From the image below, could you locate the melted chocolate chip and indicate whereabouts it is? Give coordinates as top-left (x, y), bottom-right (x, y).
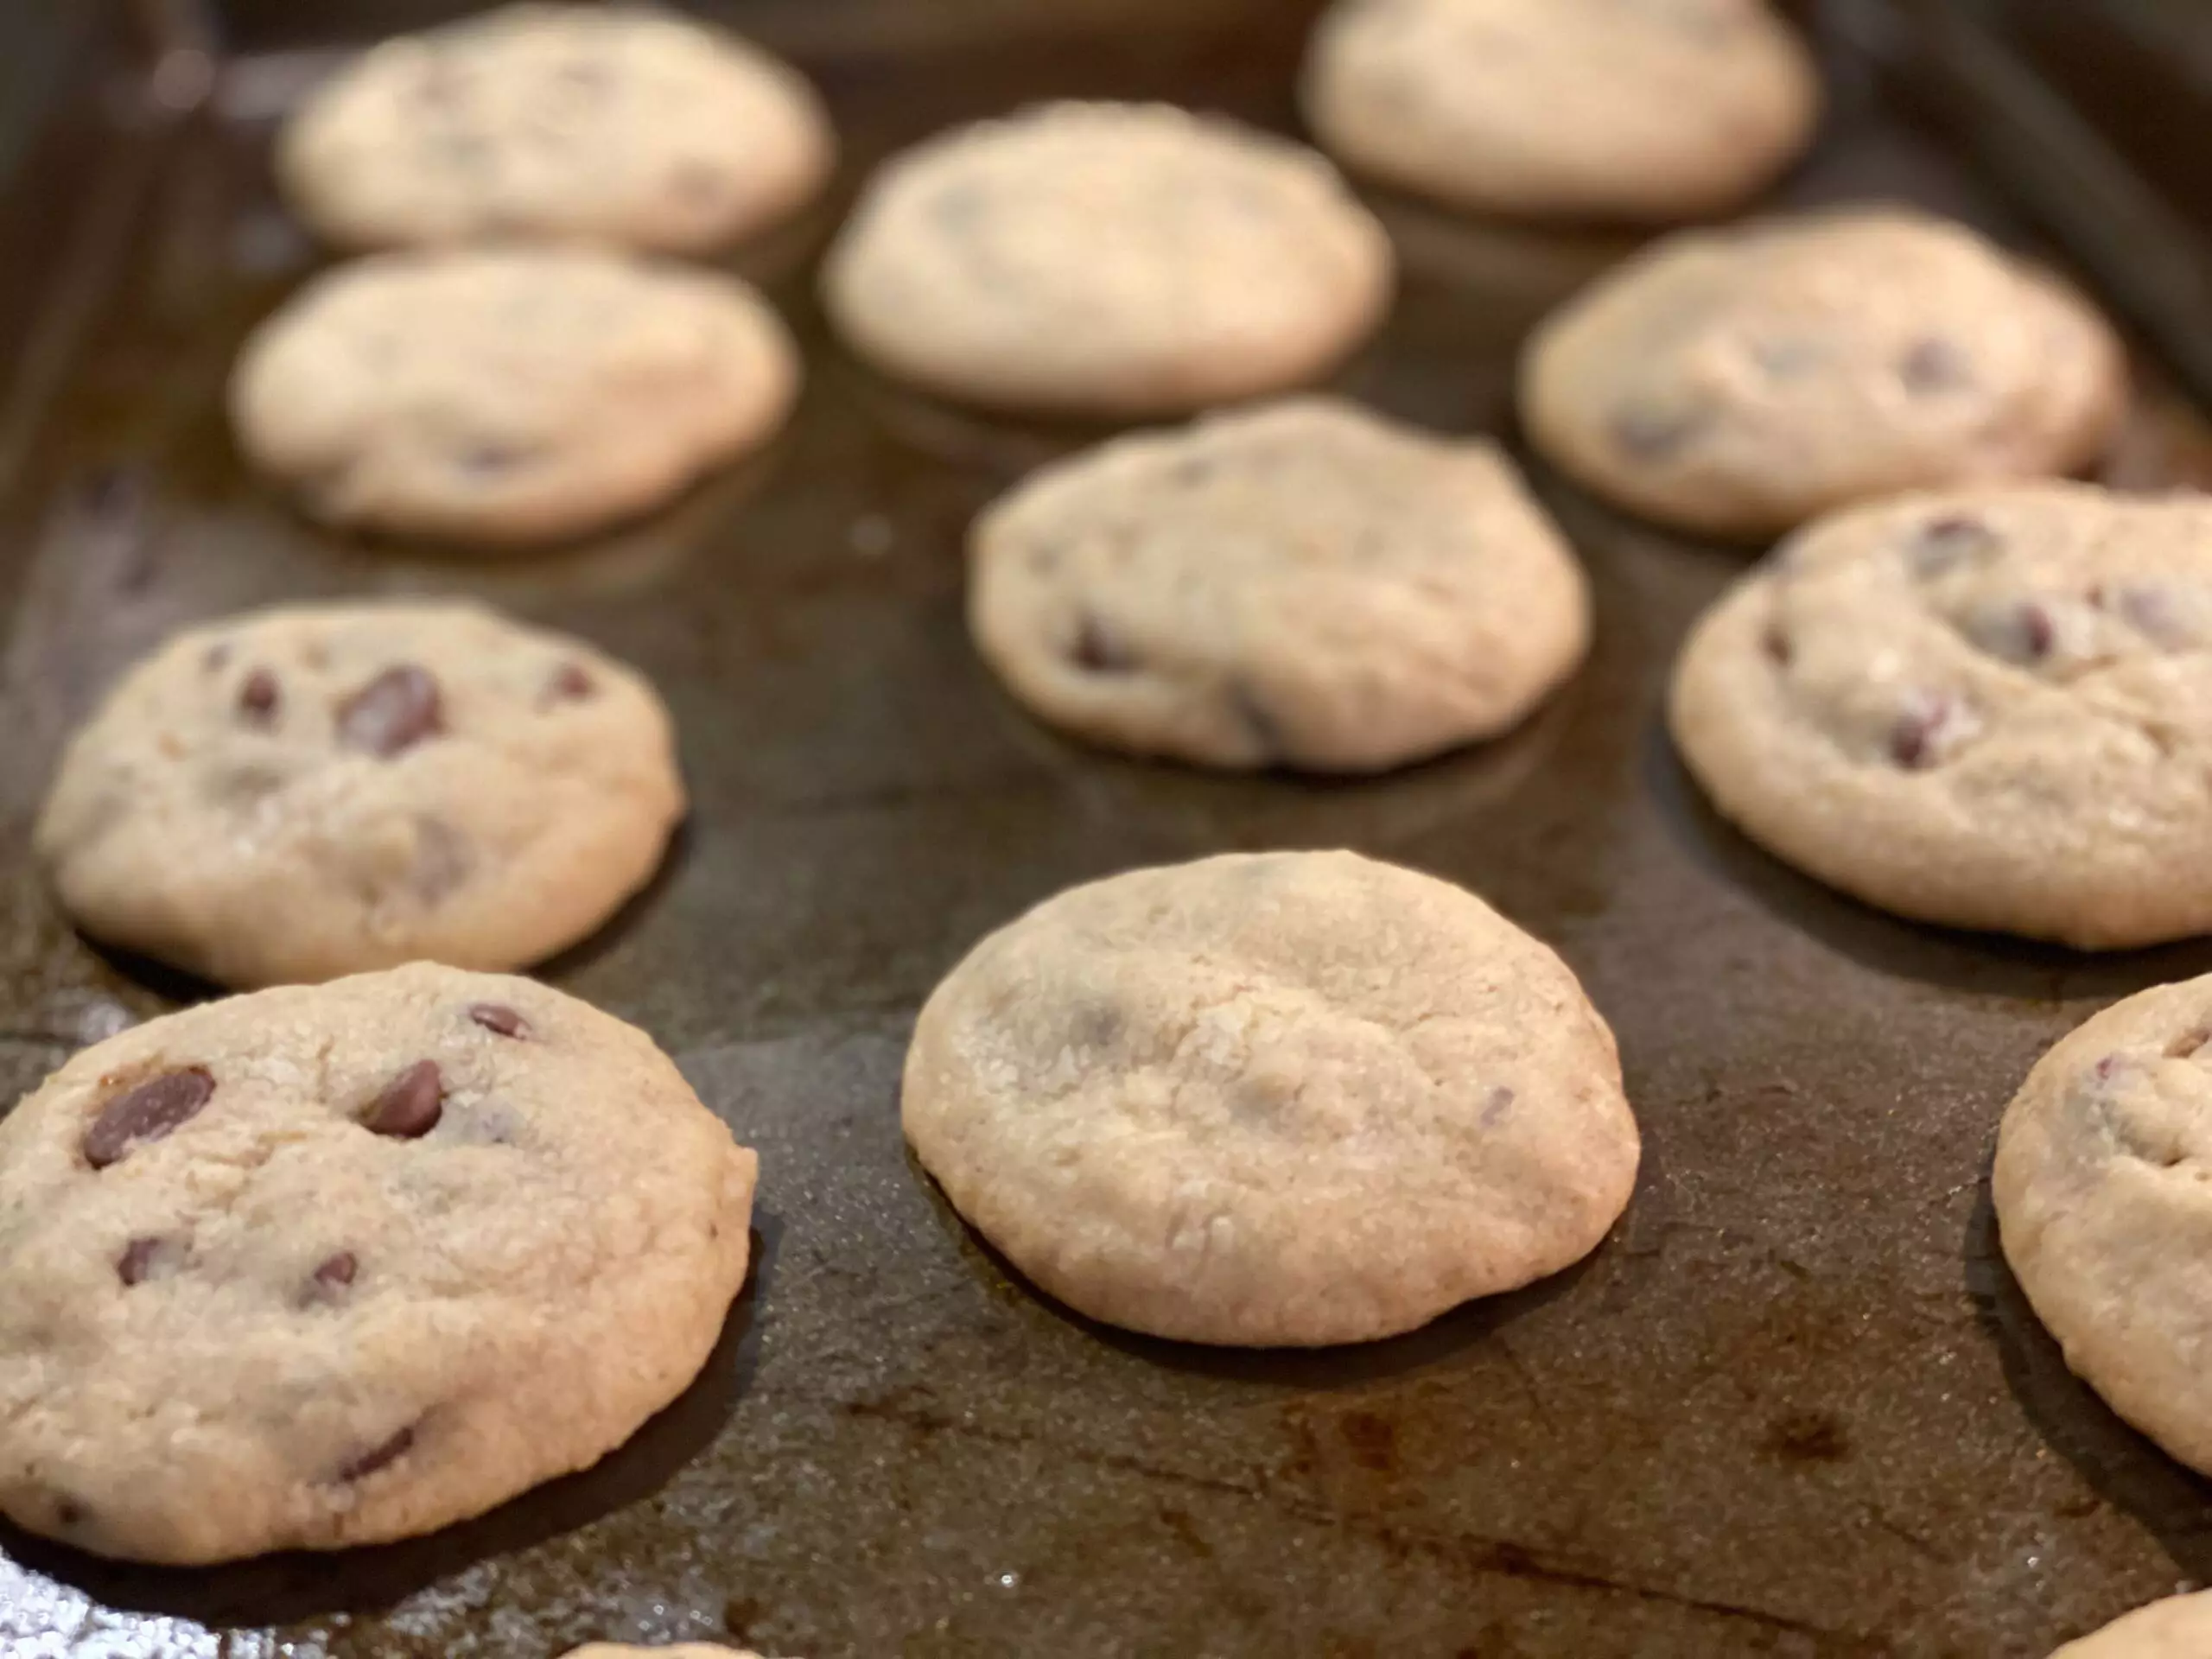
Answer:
top-left (1900, 337), bottom-right (1972, 395)
top-left (1890, 690), bottom-right (1975, 770)
top-left (336, 1425), bottom-right (415, 1483)
top-left (1610, 403), bottom-right (1710, 463)
top-left (543, 662), bottom-right (595, 705)
top-left (1910, 515), bottom-right (1999, 578)
top-left (360, 1060), bottom-right (443, 1139)
top-left (338, 666), bottom-right (444, 758)
top-left (469, 1003), bottom-right (531, 1039)
top-left (314, 1251), bottom-right (359, 1290)
top-left (238, 668), bottom-right (281, 722)
top-left (84, 1067), bottom-right (214, 1169)
top-left (1071, 614), bottom-right (1136, 674)
top-left (118, 1236), bottom-right (162, 1286)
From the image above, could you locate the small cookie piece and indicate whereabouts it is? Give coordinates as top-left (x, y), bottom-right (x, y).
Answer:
top-left (1996, 980), bottom-right (2212, 1482)
top-left (2048, 1592), bottom-right (2212, 1656)
top-left (36, 602), bottom-right (684, 988)
top-left (278, 3), bottom-right (833, 254)
top-left (1671, 484), bottom-right (2212, 949)
top-left (231, 247), bottom-right (798, 548)
top-left (1522, 209), bottom-right (2126, 538)
top-left (903, 851), bottom-right (1638, 1346)
top-left (1303, 0), bottom-right (1821, 223)
top-left (0, 963), bottom-right (758, 1564)
top-left (969, 397), bottom-right (1590, 772)
top-left (823, 102), bottom-right (1394, 416)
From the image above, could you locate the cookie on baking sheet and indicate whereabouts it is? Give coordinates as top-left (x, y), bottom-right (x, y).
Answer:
top-left (822, 101), bottom-right (1394, 417)
top-left (2050, 1592), bottom-right (2212, 1657)
top-left (1996, 980), bottom-right (2212, 1487)
top-left (1670, 484), bottom-right (2212, 949)
top-left (902, 851), bottom-right (1638, 1347)
top-left (969, 397), bottom-right (1590, 772)
top-left (0, 963), bottom-right (758, 1565)
top-left (1521, 209), bottom-right (2126, 539)
top-left (278, 3), bottom-right (834, 254)
top-left (230, 247), bottom-right (798, 548)
top-left (1302, 0), bottom-right (1821, 223)
top-left (36, 601), bottom-right (684, 989)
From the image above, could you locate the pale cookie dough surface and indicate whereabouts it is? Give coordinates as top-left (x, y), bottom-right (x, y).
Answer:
top-left (969, 397), bottom-right (1591, 772)
top-left (903, 851), bottom-right (1639, 1346)
top-left (1672, 485), bottom-right (2212, 950)
top-left (231, 247), bottom-right (798, 548)
top-left (1522, 209), bottom-right (2126, 539)
top-left (2049, 1592), bottom-right (2212, 1657)
top-left (822, 102), bottom-right (1394, 416)
top-left (1303, 0), bottom-right (1821, 223)
top-left (279, 3), bottom-right (834, 254)
top-left (1997, 979), bottom-right (2212, 1483)
top-left (37, 602), bottom-right (685, 989)
top-left (0, 963), bottom-right (758, 1565)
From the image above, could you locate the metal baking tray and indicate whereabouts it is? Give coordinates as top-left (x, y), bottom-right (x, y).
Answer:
top-left (3, 1), bottom-right (2211, 1654)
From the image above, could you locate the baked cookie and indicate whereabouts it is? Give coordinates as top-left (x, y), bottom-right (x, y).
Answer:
top-left (278, 3), bottom-right (834, 254)
top-left (231, 247), bottom-right (798, 548)
top-left (822, 102), bottom-right (1394, 416)
top-left (2049, 1592), bottom-right (2212, 1657)
top-left (0, 962), bottom-right (757, 1564)
top-left (1303, 0), bottom-right (1821, 223)
top-left (36, 601), bottom-right (684, 988)
top-left (1522, 209), bottom-right (2126, 539)
top-left (969, 397), bottom-right (1590, 772)
top-left (1996, 979), bottom-right (2212, 1482)
top-left (903, 851), bottom-right (1638, 1346)
top-left (1671, 484), bottom-right (2212, 949)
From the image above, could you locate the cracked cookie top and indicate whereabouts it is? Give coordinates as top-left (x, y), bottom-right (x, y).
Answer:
top-left (0, 963), bottom-right (758, 1564)
top-left (968, 397), bottom-right (1591, 773)
top-left (35, 601), bottom-right (685, 988)
top-left (1997, 982), bottom-right (2212, 1484)
top-left (901, 850), bottom-right (1638, 1347)
top-left (1670, 483), bottom-right (2212, 949)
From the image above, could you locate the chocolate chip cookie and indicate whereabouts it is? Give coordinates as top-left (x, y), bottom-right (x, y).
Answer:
top-left (1522, 209), bottom-right (2126, 538)
top-left (903, 851), bottom-right (1639, 1346)
top-left (823, 101), bottom-right (1394, 416)
top-left (0, 962), bottom-right (758, 1564)
top-left (1304, 0), bottom-right (1821, 223)
top-left (36, 602), bottom-right (685, 988)
top-left (279, 3), bottom-right (834, 254)
top-left (1671, 483), bottom-right (2212, 948)
top-left (969, 397), bottom-right (1590, 772)
top-left (2049, 1592), bottom-right (2212, 1656)
top-left (230, 247), bottom-right (798, 548)
top-left (1996, 979), bottom-right (2212, 1484)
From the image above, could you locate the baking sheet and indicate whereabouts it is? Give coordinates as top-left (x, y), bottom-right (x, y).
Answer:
top-left (3, 2), bottom-right (2212, 1654)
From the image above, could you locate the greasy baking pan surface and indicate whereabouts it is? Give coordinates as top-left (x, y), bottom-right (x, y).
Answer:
top-left (3, 1), bottom-right (2211, 1654)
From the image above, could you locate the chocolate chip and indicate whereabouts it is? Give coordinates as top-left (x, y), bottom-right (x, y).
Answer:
top-left (203, 643), bottom-right (232, 673)
top-left (1071, 614), bottom-right (1136, 674)
top-left (673, 161), bottom-right (727, 203)
top-left (1480, 1085), bottom-right (1516, 1128)
top-left (118, 1236), bottom-right (162, 1286)
top-left (360, 1060), bottom-right (443, 1139)
top-left (238, 668), bottom-right (281, 723)
top-left (1751, 337), bottom-right (1821, 378)
top-left (2101, 583), bottom-right (2195, 647)
top-left (314, 1251), bottom-right (358, 1289)
top-left (543, 662), bottom-right (595, 706)
top-left (338, 665), bottom-right (443, 758)
top-left (1910, 515), bottom-right (1999, 578)
top-left (456, 442), bottom-right (531, 477)
top-left (336, 1425), bottom-right (414, 1483)
top-left (469, 1003), bottom-right (531, 1039)
top-left (1762, 622), bottom-right (1793, 666)
top-left (1610, 402), bottom-right (1710, 463)
top-left (1230, 682), bottom-right (1285, 764)
top-left (84, 1067), bottom-right (214, 1169)
top-left (1900, 337), bottom-right (1972, 395)
top-left (1965, 599), bottom-right (2056, 664)
top-left (54, 1498), bottom-right (86, 1529)
top-left (1890, 690), bottom-right (1978, 770)
top-left (1173, 456), bottom-right (1217, 486)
